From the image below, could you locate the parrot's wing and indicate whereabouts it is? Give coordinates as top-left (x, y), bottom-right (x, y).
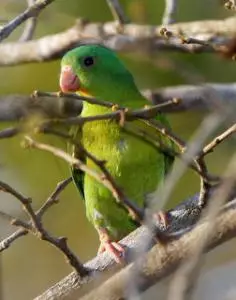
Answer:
top-left (69, 125), bottom-right (85, 200)
top-left (155, 112), bottom-right (175, 175)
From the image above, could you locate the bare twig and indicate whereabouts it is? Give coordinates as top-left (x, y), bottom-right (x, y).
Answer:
top-left (162, 0), bottom-right (178, 25)
top-left (1, 16), bottom-right (236, 65)
top-left (0, 178), bottom-right (72, 252)
top-left (0, 127), bottom-right (20, 139)
top-left (201, 123), bottom-right (236, 156)
top-left (24, 135), bottom-right (145, 224)
top-left (106, 0), bottom-right (129, 26)
top-left (0, 178), bottom-right (87, 276)
top-left (43, 98), bottom-right (179, 127)
top-left (0, 228), bottom-right (27, 252)
top-left (160, 27), bottom-right (215, 52)
top-left (37, 177), bottom-right (72, 218)
top-left (19, 0), bottom-right (38, 42)
top-left (0, 0), bottom-right (55, 42)
top-left (0, 210), bottom-right (31, 230)
top-left (33, 90), bottom-right (114, 109)
top-left (1, 83), bottom-right (236, 121)
top-left (143, 118), bottom-right (186, 151)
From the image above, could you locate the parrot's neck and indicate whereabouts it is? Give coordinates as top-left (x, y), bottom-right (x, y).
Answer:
top-left (80, 84), bottom-right (147, 117)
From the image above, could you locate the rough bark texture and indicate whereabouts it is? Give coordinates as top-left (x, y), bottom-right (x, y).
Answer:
top-left (1, 16), bottom-right (236, 66)
top-left (34, 194), bottom-right (236, 300)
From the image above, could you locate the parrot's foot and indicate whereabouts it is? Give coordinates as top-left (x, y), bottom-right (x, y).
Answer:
top-left (97, 228), bottom-right (125, 263)
top-left (153, 210), bottom-right (169, 229)
top-left (152, 211), bottom-right (171, 244)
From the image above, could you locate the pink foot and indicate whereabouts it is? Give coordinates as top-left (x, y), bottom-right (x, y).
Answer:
top-left (98, 240), bottom-right (125, 263)
top-left (153, 210), bottom-right (169, 228)
top-left (97, 228), bottom-right (125, 263)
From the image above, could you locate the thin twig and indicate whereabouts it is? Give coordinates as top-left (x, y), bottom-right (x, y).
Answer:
top-left (0, 211), bottom-right (31, 230)
top-left (106, 0), bottom-right (129, 26)
top-left (37, 177), bottom-right (72, 218)
top-left (0, 0), bottom-right (55, 42)
top-left (201, 123), bottom-right (236, 156)
top-left (43, 98), bottom-right (179, 127)
top-left (0, 178), bottom-right (87, 276)
top-left (195, 123), bottom-right (236, 206)
top-left (19, 0), bottom-right (38, 42)
top-left (0, 178), bottom-right (72, 252)
top-left (162, 0), bottom-right (178, 25)
top-left (122, 122), bottom-right (214, 182)
top-left (0, 228), bottom-right (27, 252)
top-left (160, 27), bottom-right (216, 52)
top-left (143, 118), bottom-right (186, 152)
top-left (24, 134), bottom-right (145, 224)
top-left (33, 90), bottom-right (114, 109)
top-left (0, 127), bottom-right (20, 139)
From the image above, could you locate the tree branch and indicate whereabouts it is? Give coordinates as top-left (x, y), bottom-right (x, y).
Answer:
top-left (0, 178), bottom-right (88, 276)
top-left (79, 198), bottom-right (236, 300)
top-left (34, 193), bottom-right (236, 300)
top-left (19, 0), bottom-right (38, 42)
top-left (0, 0), bottom-right (55, 42)
top-left (1, 83), bottom-right (236, 122)
top-left (0, 16), bottom-right (236, 66)
top-left (106, 0), bottom-right (129, 26)
top-left (162, 0), bottom-right (178, 25)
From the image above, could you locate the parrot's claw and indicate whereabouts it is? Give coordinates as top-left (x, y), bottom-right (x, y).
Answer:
top-left (97, 228), bottom-right (125, 263)
top-left (98, 240), bottom-right (125, 263)
top-left (153, 210), bottom-right (169, 229)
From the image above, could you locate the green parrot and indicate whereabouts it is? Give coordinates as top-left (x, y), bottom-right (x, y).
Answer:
top-left (59, 44), bottom-right (174, 262)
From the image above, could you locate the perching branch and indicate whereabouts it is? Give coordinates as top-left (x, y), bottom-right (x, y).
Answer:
top-left (34, 193), bottom-right (236, 300)
top-left (1, 120), bottom-right (235, 299)
top-left (1, 83), bottom-right (236, 122)
top-left (79, 197), bottom-right (236, 300)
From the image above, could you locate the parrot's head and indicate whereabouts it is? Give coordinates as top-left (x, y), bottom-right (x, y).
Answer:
top-left (60, 44), bottom-right (138, 102)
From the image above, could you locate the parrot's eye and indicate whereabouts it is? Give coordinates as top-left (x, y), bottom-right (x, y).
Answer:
top-left (83, 56), bottom-right (94, 67)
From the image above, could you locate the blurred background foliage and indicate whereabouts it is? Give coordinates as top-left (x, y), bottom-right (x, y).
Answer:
top-left (0, 0), bottom-right (236, 299)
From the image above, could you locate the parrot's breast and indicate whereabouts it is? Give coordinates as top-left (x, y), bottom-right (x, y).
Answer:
top-left (81, 105), bottom-right (166, 240)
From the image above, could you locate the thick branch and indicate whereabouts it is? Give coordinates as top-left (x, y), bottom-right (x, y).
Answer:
top-left (80, 199), bottom-right (236, 300)
top-left (35, 194), bottom-right (236, 300)
top-left (0, 16), bottom-right (236, 66)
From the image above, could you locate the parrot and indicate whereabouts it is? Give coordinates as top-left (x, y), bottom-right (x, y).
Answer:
top-left (59, 44), bottom-right (174, 262)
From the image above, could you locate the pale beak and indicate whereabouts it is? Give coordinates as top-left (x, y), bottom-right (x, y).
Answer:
top-left (59, 65), bottom-right (80, 92)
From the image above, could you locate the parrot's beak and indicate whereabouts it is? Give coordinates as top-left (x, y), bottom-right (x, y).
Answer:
top-left (59, 65), bottom-right (80, 92)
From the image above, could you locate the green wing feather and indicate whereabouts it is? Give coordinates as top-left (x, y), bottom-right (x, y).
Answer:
top-left (69, 124), bottom-right (85, 200)
top-left (155, 113), bottom-right (175, 175)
